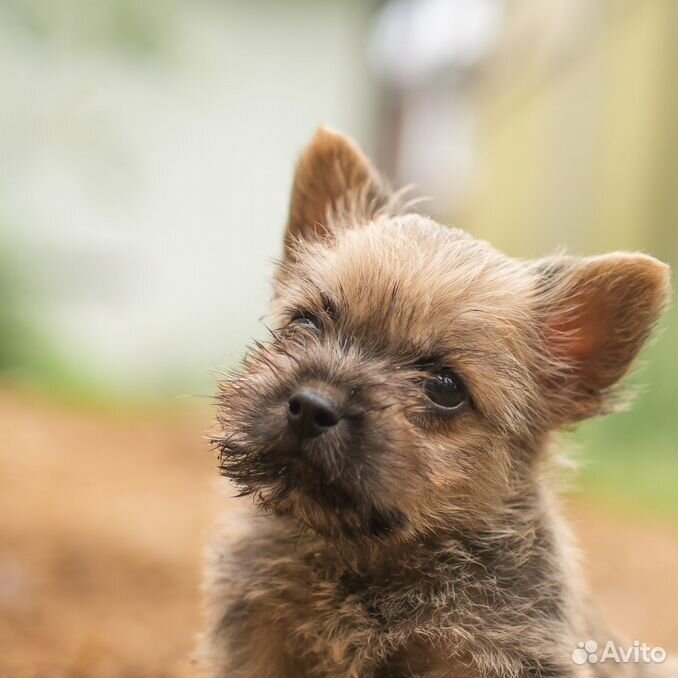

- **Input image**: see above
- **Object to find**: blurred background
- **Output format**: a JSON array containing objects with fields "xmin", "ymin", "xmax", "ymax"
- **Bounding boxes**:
[{"xmin": 0, "ymin": 1, "xmax": 675, "ymax": 676}]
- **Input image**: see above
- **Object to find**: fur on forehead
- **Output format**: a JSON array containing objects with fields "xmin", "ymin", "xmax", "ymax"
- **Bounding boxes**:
[
  {"xmin": 278, "ymin": 128, "xmax": 670, "ymax": 435},
  {"xmin": 278, "ymin": 215, "xmax": 533, "ymax": 327},
  {"xmin": 276, "ymin": 214, "xmax": 544, "ymax": 439}
]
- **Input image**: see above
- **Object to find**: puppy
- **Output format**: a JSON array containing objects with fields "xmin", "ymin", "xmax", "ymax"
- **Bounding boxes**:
[{"xmin": 200, "ymin": 128, "xmax": 671, "ymax": 677}]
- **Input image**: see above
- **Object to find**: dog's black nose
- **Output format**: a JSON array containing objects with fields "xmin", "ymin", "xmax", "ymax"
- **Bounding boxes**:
[{"xmin": 287, "ymin": 387, "xmax": 340, "ymax": 438}]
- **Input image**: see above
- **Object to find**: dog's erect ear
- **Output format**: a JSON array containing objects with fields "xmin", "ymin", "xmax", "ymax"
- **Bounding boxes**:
[
  {"xmin": 535, "ymin": 253, "xmax": 670, "ymax": 424},
  {"xmin": 284, "ymin": 127, "xmax": 391, "ymax": 258}
]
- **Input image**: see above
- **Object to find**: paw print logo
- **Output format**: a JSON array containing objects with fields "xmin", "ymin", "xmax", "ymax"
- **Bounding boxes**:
[{"xmin": 572, "ymin": 640, "xmax": 599, "ymax": 665}]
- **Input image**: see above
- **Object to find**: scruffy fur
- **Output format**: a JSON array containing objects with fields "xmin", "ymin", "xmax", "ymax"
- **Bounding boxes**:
[{"xmin": 200, "ymin": 128, "xmax": 671, "ymax": 677}]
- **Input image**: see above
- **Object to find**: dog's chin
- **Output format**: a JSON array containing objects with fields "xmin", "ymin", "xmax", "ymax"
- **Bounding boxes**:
[
  {"xmin": 254, "ymin": 460, "xmax": 407, "ymax": 542},
  {"xmin": 220, "ymin": 433, "xmax": 408, "ymax": 541},
  {"xmin": 267, "ymin": 494, "xmax": 406, "ymax": 543}
]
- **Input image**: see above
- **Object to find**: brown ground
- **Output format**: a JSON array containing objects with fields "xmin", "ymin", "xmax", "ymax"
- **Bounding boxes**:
[{"xmin": 0, "ymin": 388, "xmax": 676, "ymax": 678}]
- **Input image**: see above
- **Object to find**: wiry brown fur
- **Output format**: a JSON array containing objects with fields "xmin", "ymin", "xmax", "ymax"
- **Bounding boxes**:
[{"xmin": 199, "ymin": 127, "xmax": 671, "ymax": 677}]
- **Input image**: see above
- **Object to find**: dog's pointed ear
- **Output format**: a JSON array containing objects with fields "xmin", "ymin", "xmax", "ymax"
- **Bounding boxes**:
[
  {"xmin": 284, "ymin": 127, "xmax": 391, "ymax": 258},
  {"xmin": 534, "ymin": 253, "xmax": 670, "ymax": 424}
]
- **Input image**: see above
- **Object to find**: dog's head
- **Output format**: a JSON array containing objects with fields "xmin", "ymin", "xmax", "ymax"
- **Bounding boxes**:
[{"xmin": 216, "ymin": 128, "xmax": 670, "ymax": 543}]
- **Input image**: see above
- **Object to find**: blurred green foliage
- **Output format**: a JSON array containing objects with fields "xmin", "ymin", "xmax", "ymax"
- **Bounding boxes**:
[
  {"xmin": 1, "ymin": 0, "xmax": 177, "ymax": 54},
  {"xmin": 571, "ymin": 304, "xmax": 677, "ymax": 518},
  {"xmin": 0, "ymin": 243, "xmax": 97, "ymax": 404},
  {"xmin": 0, "ymin": 248, "xmax": 28, "ymax": 371}
]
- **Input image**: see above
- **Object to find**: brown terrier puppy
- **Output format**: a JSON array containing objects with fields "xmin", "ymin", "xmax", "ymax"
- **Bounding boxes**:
[{"xmin": 201, "ymin": 128, "xmax": 670, "ymax": 677}]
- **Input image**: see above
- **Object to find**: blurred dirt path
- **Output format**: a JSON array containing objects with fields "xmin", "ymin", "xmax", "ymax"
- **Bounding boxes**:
[{"xmin": 0, "ymin": 388, "xmax": 675, "ymax": 677}]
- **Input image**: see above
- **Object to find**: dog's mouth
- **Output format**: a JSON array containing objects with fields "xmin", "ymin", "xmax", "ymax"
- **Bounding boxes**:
[
  {"xmin": 223, "ymin": 435, "xmax": 358, "ymax": 502},
  {"xmin": 218, "ymin": 434, "xmax": 406, "ymax": 539},
  {"xmin": 269, "ymin": 465, "xmax": 406, "ymax": 540}
]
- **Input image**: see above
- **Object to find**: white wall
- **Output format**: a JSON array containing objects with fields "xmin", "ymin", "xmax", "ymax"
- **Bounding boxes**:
[{"xmin": 0, "ymin": 0, "xmax": 379, "ymax": 392}]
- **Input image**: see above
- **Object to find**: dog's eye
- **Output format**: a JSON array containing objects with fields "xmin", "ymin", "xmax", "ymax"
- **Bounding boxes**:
[
  {"xmin": 423, "ymin": 371, "xmax": 467, "ymax": 410},
  {"xmin": 289, "ymin": 311, "xmax": 320, "ymax": 330}
]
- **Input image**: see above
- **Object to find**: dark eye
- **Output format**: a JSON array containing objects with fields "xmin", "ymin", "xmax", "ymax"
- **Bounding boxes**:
[
  {"xmin": 423, "ymin": 371, "xmax": 467, "ymax": 410},
  {"xmin": 289, "ymin": 311, "xmax": 320, "ymax": 330}
]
